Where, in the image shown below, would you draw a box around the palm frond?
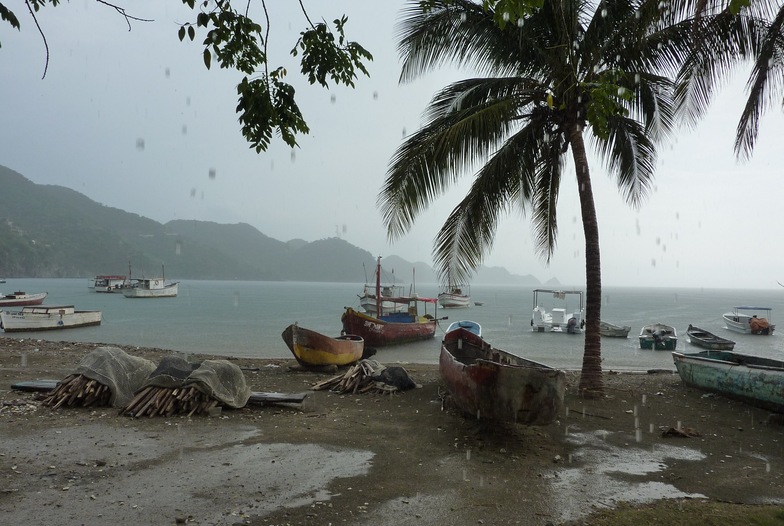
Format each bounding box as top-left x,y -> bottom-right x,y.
735,6 -> 784,159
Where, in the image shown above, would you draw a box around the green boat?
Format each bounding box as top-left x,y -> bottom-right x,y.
639,323 -> 677,350
672,350 -> 784,413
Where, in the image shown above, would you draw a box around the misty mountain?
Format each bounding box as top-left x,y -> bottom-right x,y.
0,165 -> 544,285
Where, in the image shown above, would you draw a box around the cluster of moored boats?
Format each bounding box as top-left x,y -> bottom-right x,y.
0,266 -> 179,333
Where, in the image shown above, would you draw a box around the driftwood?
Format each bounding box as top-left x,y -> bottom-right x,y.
121,385 -> 220,417
311,360 -> 400,395
40,374 -> 112,409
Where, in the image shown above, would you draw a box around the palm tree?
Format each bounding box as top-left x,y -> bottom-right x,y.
379,0 -> 754,395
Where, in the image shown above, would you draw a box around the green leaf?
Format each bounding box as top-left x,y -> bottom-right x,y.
203,48 -> 211,70
178,26 -> 186,42
187,25 -> 195,41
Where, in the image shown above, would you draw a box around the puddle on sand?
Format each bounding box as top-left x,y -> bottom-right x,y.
550,430 -> 707,522
2,424 -> 374,526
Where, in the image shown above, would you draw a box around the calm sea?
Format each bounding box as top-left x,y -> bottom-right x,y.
1,278 -> 782,371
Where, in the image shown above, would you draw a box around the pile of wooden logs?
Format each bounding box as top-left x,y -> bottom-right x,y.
311,360 -> 398,395
121,385 -> 220,417
41,374 -> 112,409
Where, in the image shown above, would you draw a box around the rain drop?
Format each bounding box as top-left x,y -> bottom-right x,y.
601,8 -> 608,17
502,11 -> 510,22
372,91 -> 378,100
330,94 -> 336,104
175,240 -> 182,255
181,124 -> 188,135
165,67 -> 170,78
290,149 -> 296,163
208,168 -> 216,180
190,188 -> 196,198
517,17 -> 524,27
135,138 -> 145,151
233,291 -> 240,308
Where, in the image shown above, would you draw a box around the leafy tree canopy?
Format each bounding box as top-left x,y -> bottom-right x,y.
0,0 -> 373,152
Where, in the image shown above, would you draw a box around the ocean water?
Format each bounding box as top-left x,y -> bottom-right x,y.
1,278 -> 782,372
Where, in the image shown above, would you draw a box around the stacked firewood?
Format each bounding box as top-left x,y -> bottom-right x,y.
311,360 -> 398,395
121,385 -> 220,417
40,374 -> 112,409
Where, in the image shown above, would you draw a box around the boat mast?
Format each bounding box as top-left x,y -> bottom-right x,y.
375,256 -> 382,318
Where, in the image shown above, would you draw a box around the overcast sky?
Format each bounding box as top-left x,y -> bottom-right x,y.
1,1 -> 783,290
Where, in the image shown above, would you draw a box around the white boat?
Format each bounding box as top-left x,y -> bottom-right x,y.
122,277 -> 179,298
531,289 -> 584,333
357,256 -> 409,316
723,306 -> 775,335
88,275 -> 129,293
0,305 -> 102,332
599,320 -> 631,338
0,291 -> 48,307
358,283 -> 408,315
438,285 -> 471,309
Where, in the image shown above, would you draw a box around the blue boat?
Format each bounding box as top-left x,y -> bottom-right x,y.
672,350 -> 784,413
445,320 -> 482,336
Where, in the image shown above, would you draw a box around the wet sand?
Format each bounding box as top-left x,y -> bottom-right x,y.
1,338 -> 782,525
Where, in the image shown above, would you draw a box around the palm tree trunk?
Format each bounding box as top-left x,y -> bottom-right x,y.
568,125 -> 604,397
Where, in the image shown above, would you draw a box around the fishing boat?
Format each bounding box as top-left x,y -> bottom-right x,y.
0,291 -> 48,307
639,323 -> 677,350
672,350 -> 784,413
122,278 -> 178,298
438,277 -> 471,309
445,320 -> 482,336
281,323 -> 365,367
357,257 -> 409,316
440,327 -> 566,425
599,320 -> 631,338
531,289 -> 584,333
88,275 -> 129,293
341,302 -> 438,347
0,305 -> 102,332
686,324 -> 736,351
723,306 -> 775,335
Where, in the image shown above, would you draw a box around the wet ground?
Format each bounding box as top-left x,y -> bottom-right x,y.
1,340 -> 783,525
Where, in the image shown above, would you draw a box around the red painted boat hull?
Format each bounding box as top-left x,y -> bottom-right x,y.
440,328 -> 565,425
341,308 -> 436,347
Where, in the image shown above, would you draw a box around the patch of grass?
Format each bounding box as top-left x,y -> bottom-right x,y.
570,499 -> 784,526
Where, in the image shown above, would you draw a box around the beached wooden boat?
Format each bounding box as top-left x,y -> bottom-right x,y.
599,320 -> 631,338
639,323 -> 677,350
672,350 -> 784,413
281,323 -> 365,367
341,303 -> 438,347
686,324 -> 736,351
531,289 -> 584,333
0,305 -> 102,332
440,327 -> 566,425
445,320 -> 482,336
723,306 -> 775,335
0,291 -> 48,307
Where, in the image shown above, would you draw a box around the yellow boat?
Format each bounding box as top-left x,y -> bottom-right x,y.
281,323 -> 365,367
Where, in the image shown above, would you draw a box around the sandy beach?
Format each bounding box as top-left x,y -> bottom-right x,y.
1,337 -> 782,525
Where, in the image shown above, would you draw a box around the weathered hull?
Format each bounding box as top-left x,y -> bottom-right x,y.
686,326 -> 735,351
1,307 -> 102,332
672,350 -> 784,413
0,292 -> 48,307
341,308 -> 436,347
639,323 -> 677,350
281,323 -> 364,367
440,328 -> 565,425
599,321 -> 630,338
